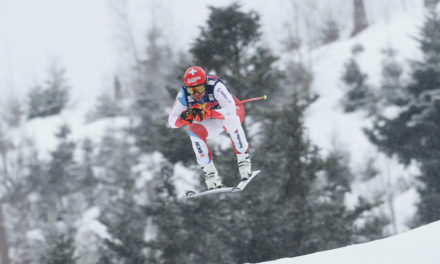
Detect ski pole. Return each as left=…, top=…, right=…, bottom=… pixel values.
left=239, top=95, right=268, bottom=104
left=208, top=95, right=268, bottom=120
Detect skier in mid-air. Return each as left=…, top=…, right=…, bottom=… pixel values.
left=168, top=66, right=252, bottom=190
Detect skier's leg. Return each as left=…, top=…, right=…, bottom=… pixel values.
left=189, top=124, right=211, bottom=165
left=223, top=115, right=249, bottom=154
left=223, top=114, right=252, bottom=180
left=189, top=121, right=223, bottom=189
left=188, top=120, right=223, bottom=165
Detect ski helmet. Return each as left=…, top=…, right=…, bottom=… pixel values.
left=184, top=66, right=206, bottom=87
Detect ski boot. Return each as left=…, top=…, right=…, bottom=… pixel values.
left=237, top=152, right=252, bottom=181
left=202, top=161, right=223, bottom=189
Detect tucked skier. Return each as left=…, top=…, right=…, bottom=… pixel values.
left=168, top=66, right=252, bottom=190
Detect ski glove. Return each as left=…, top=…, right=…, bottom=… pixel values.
left=191, top=106, right=212, bottom=122
left=180, top=107, right=212, bottom=126
left=179, top=110, right=193, bottom=126
left=191, top=107, right=205, bottom=122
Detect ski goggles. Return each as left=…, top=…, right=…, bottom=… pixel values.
left=186, top=84, right=206, bottom=95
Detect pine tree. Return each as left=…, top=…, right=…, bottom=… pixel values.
left=366, top=12, right=440, bottom=225
left=94, top=130, right=134, bottom=206
left=39, top=231, right=76, bottom=264
left=27, top=84, right=46, bottom=118
left=29, top=124, right=78, bottom=226
left=142, top=54, right=199, bottom=164
left=380, top=46, right=405, bottom=106
left=98, top=197, right=148, bottom=264
left=27, top=64, right=70, bottom=119
left=48, top=125, right=77, bottom=197
left=44, top=64, right=70, bottom=116
left=77, top=138, right=98, bottom=206
left=190, top=2, right=283, bottom=115
left=88, top=89, right=123, bottom=121
left=129, top=24, right=176, bottom=155
left=341, top=44, right=375, bottom=113
left=95, top=131, right=151, bottom=263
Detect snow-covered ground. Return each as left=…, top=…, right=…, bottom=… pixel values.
left=259, top=220, right=440, bottom=264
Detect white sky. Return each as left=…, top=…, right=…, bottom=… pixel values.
left=0, top=0, right=114, bottom=103
left=0, top=0, right=288, bottom=103
left=0, top=0, right=419, bottom=104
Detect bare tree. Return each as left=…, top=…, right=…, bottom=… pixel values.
left=424, top=0, right=439, bottom=9
left=320, top=17, right=340, bottom=44
left=0, top=127, right=11, bottom=264
left=1, top=95, right=23, bottom=128
left=0, top=201, right=10, bottom=264
left=351, top=0, right=369, bottom=36
left=108, top=0, right=173, bottom=109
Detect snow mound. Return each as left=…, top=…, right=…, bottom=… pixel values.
left=260, top=220, right=440, bottom=264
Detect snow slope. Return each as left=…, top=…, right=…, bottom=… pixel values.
left=259, top=220, right=440, bottom=264
left=304, top=2, right=425, bottom=232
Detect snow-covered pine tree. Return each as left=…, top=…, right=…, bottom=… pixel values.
left=380, top=46, right=405, bottom=106
left=44, top=64, right=70, bottom=115
left=129, top=24, right=176, bottom=154
left=367, top=11, right=440, bottom=225
left=45, top=125, right=78, bottom=224
left=87, top=77, right=124, bottom=122
left=6, top=143, right=43, bottom=263
left=98, top=196, right=148, bottom=264
left=341, top=44, right=375, bottom=114
left=25, top=124, right=78, bottom=232
left=27, top=64, right=70, bottom=119
left=39, top=231, right=76, bottom=264
left=26, top=84, right=46, bottom=119
left=94, top=130, right=150, bottom=263
left=77, top=138, right=98, bottom=206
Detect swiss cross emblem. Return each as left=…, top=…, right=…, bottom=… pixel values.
left=188, top=68, right=198, bottom=75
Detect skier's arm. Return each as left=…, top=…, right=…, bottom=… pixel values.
left=168, top=89, right=189, bottom=128
left=211, top=82, right=237, bottom=120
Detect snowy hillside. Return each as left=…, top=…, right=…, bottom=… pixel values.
left=304, top=2, right=424, bottom=232
left=259, top=220, right=440, bottom=264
